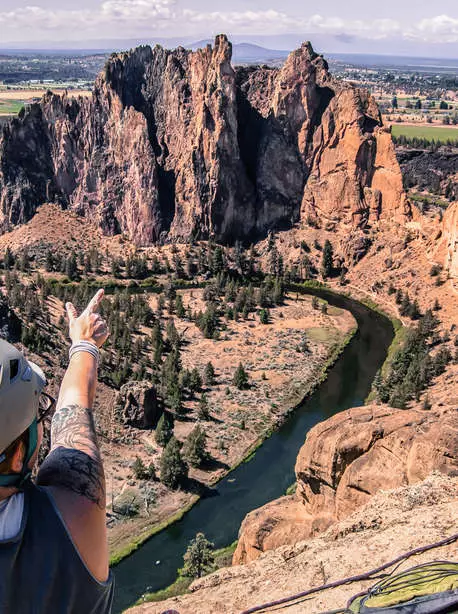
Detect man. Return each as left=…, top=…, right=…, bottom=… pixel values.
left=0, top=289, right=113, bottom=613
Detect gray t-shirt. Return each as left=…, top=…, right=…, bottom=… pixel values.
left=0, top=493, right=23, bottom=540
left=0, top=481, right=114, bottom=614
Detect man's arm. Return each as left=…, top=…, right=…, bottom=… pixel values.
left=37, top=290, right=110, bottom=583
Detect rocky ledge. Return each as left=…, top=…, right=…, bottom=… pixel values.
left=0, top=36, right=409, bottom=245
left=129, top=473, right=458, bottom=613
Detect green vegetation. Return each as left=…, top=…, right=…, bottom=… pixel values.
left=0, top=99, right=24, bottom=115
left=182, top=425, right=208, bottom=468
left=159, top=437, right=188, bottom=489
left=132, top=456, right=156, bottom=481
left=109, top=499, right=199, bottom=567
left=391, top=124, right=458, bottom=144
left=233, top=363, right=249, bottom=390
left=183, top=533, right=215, bottom=578
left=374, top=310, right=452, bottom=408
left=137, top=541, right=237, bottom=605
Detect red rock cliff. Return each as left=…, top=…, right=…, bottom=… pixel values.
left=233, top=404, right=458, bottom=564
left=0, top=37, right=409, bottom=244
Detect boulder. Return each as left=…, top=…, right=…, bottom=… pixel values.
left=115, top=381, right=161, bottom=429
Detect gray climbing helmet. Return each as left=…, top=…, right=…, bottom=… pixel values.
left=0, top=339, right=47, bottom=455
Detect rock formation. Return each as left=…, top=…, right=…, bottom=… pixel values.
left=0, top=37, right=408, bottom=245
left=233, top=404, right=458, bottom=564
left=428, top=201, right=458, bottom=282
left=128, top=474, right=458, bottom=614
left=115, top=381, right=161, bottom=429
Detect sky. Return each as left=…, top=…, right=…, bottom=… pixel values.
left=1, top=0, right=458, bottom=56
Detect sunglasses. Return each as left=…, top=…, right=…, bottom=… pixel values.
left=37, top=392, right=56, bottom=424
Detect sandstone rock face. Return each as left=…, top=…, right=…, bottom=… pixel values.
left=0, top=37, right=408, bottom=245
left=428, top=201, right=458, bottom=282
left=233, top=404, right=458, bottom=564
left=115, top=381, right=160, bottom=429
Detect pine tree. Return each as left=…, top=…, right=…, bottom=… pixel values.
left=133, top=456, right=150, bottom=480
left=65, top=253, right=78, bottom=281
left=183, top=533, right=214, bottom=579
left=204, top=362, right=215, bottom=386
left=175, top=295, right=186, bottom=318
left=233, top=363, right=249, bottom=390
left=321, top=240, right=334, bottom=279
left=3, top=248, right=14, bottom=271
left=198, top=393, right=210, bottom=420
left=155, top=411, right=174, bottom=447
left=212, top=246, right=225, bottom=275
left=183, top=425, right=207, bottom=468
left=189, top=368, right=202, bottom=394
left=160, top=437, right=188, bottom=489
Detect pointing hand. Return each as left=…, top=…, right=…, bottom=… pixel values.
left=65, top=289, right=109, bottom=348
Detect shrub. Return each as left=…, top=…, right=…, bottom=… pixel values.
left=233, top=363, right=249, bottom=390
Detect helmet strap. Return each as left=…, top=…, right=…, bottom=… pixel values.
left=0, top=419, right=38, bottom=490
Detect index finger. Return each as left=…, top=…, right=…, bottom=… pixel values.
left=84, top=289, right=105, bottom=314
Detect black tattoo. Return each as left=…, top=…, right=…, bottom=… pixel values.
left=37, top=404, right=105, bottom=508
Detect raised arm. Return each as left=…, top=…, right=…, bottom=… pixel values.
left=37, top=289, right=110, bottom=582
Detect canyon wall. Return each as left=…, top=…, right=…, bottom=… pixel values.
left=0, top=36, right=408, bottom=245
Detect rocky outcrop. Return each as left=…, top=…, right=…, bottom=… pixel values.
left=428, top=201, right=458, bottom=281
left=129, top=474, right=458, bottom=614
left=233, top=404, right=458, bottom=564
left=0, top=37, right=408, bottom=245
left=115, top=381, right=161, bottom=429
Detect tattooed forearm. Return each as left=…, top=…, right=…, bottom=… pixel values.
left=37, top=404, right=105, bottom=508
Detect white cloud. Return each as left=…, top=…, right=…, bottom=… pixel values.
left=0, top=2, right=458, bottom=45
left=101, top=0, right=175, bottom=20
left=410, top=14, right=458, bottom=42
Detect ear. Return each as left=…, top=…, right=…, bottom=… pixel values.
left=10, top=441, right=26, bottom=474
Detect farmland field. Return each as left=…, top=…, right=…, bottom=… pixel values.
left=391, top=124, right=458, bottom=142
left=0, top=99, right=24, bottom=116
left=0, top=89, right=92, bottom=117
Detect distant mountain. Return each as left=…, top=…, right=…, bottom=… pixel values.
left=189, top=40, right=289, bottom=64
left=1, top=33, right=457, bottom=62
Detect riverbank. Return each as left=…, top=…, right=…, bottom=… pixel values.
left=113, top=285, right=394, bottom=613
left=107, top=290, right=357, bottom=568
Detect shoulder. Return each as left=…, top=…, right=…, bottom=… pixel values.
left=40, top=484, right=110, bottom=584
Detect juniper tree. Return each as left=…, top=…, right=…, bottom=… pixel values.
left=183, top=533, right=214, bottom=579
left=204, top=362, right=215, bottom=386
left=65, top=253, right=78, bottom=281
left=189, top=368, right=203, bottom=395
left=321, top=240, right=334, bottom=279
left=160, top=437, right=188, bottom=489
left=175, top=295, right=186, bottom=318
left=133, top=456, right=150, bottom=480
left=198, top=393, right=210, bottom=421
left=4, top=248, right=14, bottom=271
left=183, top=425, right=208, bottom=468
left=155, top=411, right=174, bottom=447
left=233, top=363, right=249, bottom=390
